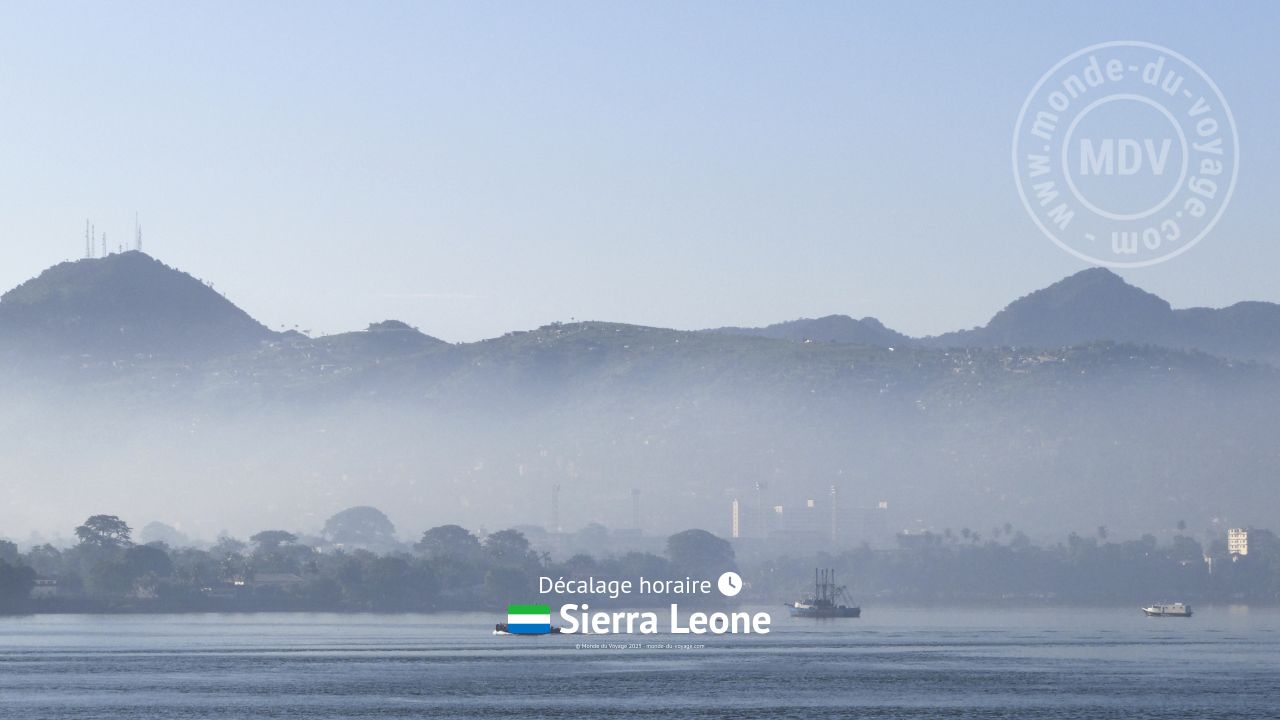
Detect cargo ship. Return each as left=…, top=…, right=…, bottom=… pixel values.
left=787, top=568, right=861, bottom=618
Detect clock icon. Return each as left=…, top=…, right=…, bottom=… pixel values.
left=717, top=571, right=743, bottom=597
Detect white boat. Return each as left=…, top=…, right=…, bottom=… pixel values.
left=1142, top=602, right=1192, bottom=617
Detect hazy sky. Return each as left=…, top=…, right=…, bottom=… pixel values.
left=0, top=1, right=1276, bottom=342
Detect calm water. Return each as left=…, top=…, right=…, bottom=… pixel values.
left=1, top=606, right=1277, bottom=719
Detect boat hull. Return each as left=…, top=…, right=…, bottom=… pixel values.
left=788, top=605, right=861, bottom=618
left=494, top=623, right=563, bottom=634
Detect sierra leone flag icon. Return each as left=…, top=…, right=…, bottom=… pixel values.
left=507, top=604, right=552, bottom=634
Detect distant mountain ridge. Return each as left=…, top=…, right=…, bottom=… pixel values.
left=6, top=253, right=1280, bottom=365
left=709, top=268, right=1280, bottom=365
left=2, top=252, right=1280, bottom=540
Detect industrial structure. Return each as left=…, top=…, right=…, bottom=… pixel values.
left=81, top=215, right=143, bottom=259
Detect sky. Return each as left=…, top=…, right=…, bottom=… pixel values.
left=0, top=1, right=1276, bottom=342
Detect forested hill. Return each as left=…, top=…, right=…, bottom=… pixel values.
left=0, top=251, right=274, bottom=359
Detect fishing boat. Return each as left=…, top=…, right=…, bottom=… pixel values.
left=787, top=568, right=860, bottom=618
left=1142, top=602, right=1192, bottom=617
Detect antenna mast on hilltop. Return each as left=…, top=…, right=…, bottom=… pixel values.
left=135, top=212, right=142, bottom=252
left=84, top=219, right=91, bottom=258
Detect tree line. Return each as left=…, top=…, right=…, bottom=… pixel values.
left=0, top=508, right=735, bottom=613
left=3, top=508, right=1279, bottom=613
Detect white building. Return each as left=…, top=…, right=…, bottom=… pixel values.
left=1228, top=528, right=1249, bottom=556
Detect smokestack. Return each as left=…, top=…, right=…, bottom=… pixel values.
left=830, top=485, right=838, bottom=546
left=551, top=483, right=561, bottom=534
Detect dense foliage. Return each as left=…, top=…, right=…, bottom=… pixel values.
left=0, top=513, right=738, bottom=613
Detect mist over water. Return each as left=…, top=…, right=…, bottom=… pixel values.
left=2, top=607, right=1277, bottom=719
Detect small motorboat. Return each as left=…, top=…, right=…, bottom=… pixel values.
left=1142, top=602, right=1192, bottom=617
left=494, top=623, right=563, bottom=635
